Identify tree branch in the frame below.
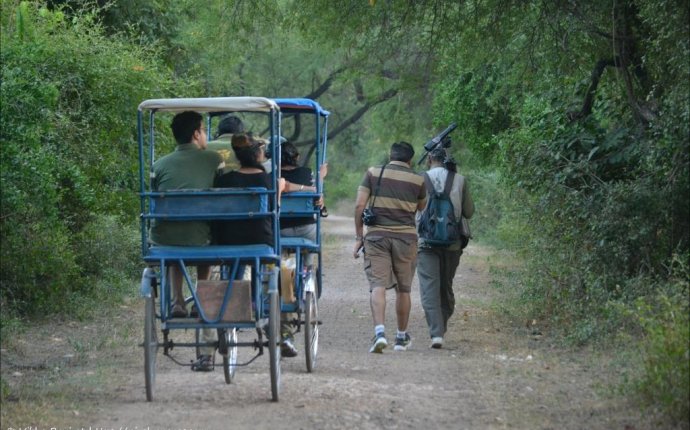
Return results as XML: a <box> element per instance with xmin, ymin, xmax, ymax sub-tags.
<box><xmin>567</xmin><ymin>58</ymin><xmax>617</xmax><ymax>122</ymax></box>
<box><xmin>302</xmin><ymin>88</ymin><xmax>399</xmax><ymax>160</ymax></box>
<box><xmin>327</xmin><ymin>88</ymin><xmax>398</xmax><ymax>139</ymax></box>
<box><xmin>305</xmin><ymin>66</ymin><xmax>347</xmax><ymax>100</ymax></box>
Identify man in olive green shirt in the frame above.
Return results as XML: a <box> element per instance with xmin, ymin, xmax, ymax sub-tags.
<box><xmin>206</xmin><ymin>114</ymin><xmax>244</xmax><ymax>172</ymax></box>
<box><xmin>151</xmin><ymin>111</ymin><xmax>224</xmax><ymax>317</ymax></box>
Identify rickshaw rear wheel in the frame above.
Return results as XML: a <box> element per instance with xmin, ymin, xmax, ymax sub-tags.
<box><xmin>268</xmin><ymin>290</ymin><xmax>281</xmax><ymax>401</ymax></box>
<box><xmin>304</xmin><ymin>291</ymin><xmax>319</xmax><ymax>372</ymax></box>
<box><xmin>220</xmin><ymin>328</ymin><xmax>238</xmax><ymax>384</ymax></box>
<box><xmin>144</xmin><ymin>295</ymin><xmax>158</xmax><ymax>401</ymax></box>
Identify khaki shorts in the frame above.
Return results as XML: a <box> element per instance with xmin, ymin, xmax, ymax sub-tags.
<box><xmin>363</xmin><ymin>236</ymin><xmax>417</xmax><ymax>293</ymax></box>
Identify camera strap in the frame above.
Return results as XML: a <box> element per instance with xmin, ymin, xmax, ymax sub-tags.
<box><xmin>368</xmin><ymin>164</ymin><xmax>387</xmax><ymax>209</ymax></box>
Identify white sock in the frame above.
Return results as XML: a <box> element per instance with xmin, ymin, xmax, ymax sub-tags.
<box><xmin>397</xmin><ymin>330</ymin><xmax>406</xmax><ymax>339</ymax></box>
<box><xmin>375</xmin><ymin>325</ymin><xmax>385</xmax><ymax>337</ymax></box>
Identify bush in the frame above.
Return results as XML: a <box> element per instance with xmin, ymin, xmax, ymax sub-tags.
<box><xmin>0</xmin><ymin>2</ymin><xmax>185</xmax><ymax>316</ymax></box>
<box><xmin>629</xmin><ymin>261</ymin><xmax>690</xmax><ymax>425</ymax></box>
<box><xmin>73</xmin><ymin>215</ymin><xmax>141</xmax><ymax>284</ymax></box>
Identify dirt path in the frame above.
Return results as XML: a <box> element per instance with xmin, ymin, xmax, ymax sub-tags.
<box><xmin>2</xmin><ymin>215</ymin><xmax>646</xmax><ymax>429</ymax></box>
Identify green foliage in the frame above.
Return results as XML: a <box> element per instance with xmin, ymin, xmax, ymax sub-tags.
<box><xmin>0</xmin><ymin>2</ymin><xmax>179</xmax><ymax>316</ymax></box>
<box><xmin>625</xmin><ymin>257</ymin><xmax>690</xmax><ymax>424</ymax></box>
<box><xmin>73</xmin><ymin>215</ymin><xmax>141</xmax><ymax>284</ymax></box>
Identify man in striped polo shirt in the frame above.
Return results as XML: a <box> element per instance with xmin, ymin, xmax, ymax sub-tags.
<box><xmin>353</xmin><ymin>142</ymin><xmax>427</xmax><ymax>353</ymax></box>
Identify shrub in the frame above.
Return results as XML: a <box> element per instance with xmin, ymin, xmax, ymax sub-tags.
<box><xmin>630</xmin><ymin>262</ymin><xmax>690</xmax><ymax>425</ymax></box>
<box><xmin>0</xmin><ymin>2</ymin><xmax>186</xmax><ymax>316</ymax></box>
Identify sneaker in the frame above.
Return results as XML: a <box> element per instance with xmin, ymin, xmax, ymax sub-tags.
<box><xmin>281</xmin><ymin>338</ymin><xmax>298</xmax><ymax>358</ymax></box>
<box><xmin>393</xmin><ymin>333</ymin><xmax>412</xmax><ymax>351</ymax></box>
<box><xmin>430</xmin><ymin>337</ymin><xmax>443</xmax><ymax>349</ymax></box>
<box><xmin>369</xmin><ymin>333</ymin><xmax>388</xmax><ymax>353</ymax></box>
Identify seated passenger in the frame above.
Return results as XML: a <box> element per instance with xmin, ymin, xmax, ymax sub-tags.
<box><xmin>278</xmin><ymin>140</ymin><xmax>327</xmax><ymax>358</ymax></box>
<box><xmin>280</xmin><ymin>140</ymin><xmax>321</xmax><ymax>244</ymax></box>
<box><xmin>213</xmin><ymin>133</ymin><xmax>284</xmax><ymax>246</ymax></box>
<box><xmin>150</xmin><ymin>111</ymin><xmax>224</xmax><ymax>319</ymax></box>
<box><xmin>206</xmin><ymin>114</ymin><xmax>244</xmax><ymax>172</ymax></box>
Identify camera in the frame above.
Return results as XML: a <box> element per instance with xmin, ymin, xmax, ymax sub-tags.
<box><xmin>362</xmin><ymin>208</ymin><xmax>377</xmax><ymax>226</ymax></box>
<box><xmin>418</xmin><ymin>123</ymin><xmax>457</xmax><ymax>166</ymax></box>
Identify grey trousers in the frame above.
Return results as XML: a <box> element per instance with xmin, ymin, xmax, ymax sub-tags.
<box><xmin>417</xmin><ymin>246</ymin><xmax>462</xmax><ymax>339</ymax></box>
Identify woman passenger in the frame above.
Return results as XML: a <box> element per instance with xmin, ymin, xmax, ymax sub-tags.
<box><xmin>213</xmin><ymin>133</ymin><xmax>283</xmax><ymax>246</ymax></box>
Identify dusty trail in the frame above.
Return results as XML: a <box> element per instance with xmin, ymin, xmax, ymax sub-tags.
<box><xmin>2</xmin><ymin>215</ymin><xmax>642</xmax><ymax>430</ymax></box>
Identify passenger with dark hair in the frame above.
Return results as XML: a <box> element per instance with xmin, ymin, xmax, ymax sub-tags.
<box><xmin>150</xmin><ymin>111</ymin><xmax>225</xmax><ymax>321</ymax></box>
<box><xmin>277</xmin><ymin>140</ymin><xmax>326</xmax><ymax>357</ymax></box>
<box><xmin>353</xmin><ymin>141</ymin><xmax>426</xmax><ymax>353</ymax></box>
<box><xmin>213</xmin><ymin>133</ymin><xmax>285</xmax><ymax>246</ymax></box>
<box><xmin>280</xmin><ymin>140</ymin><xmax>321</xmax><ymax>239</ymax></box>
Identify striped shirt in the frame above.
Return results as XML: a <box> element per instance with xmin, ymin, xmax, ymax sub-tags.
<box><xmin>358</xmin><ymin>161</ymin><xmax>426</xmax><ymax>240</ymax></box>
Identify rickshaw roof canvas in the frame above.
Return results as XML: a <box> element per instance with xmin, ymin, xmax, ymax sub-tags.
<box><xmin>272</xmin><ymin>98</ymin><xmax>330</xmax><ymax>117</ymax></box>
<box><xmin>138</xmin><ymin>97</ymin><xmax>279</xmax><ymax>113</ymax></box>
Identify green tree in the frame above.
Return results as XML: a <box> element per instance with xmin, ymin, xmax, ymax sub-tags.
<box><xmin>0</xmin><ymin>1</ymin><xmax>184</xmax><ymax>315</ymax></box>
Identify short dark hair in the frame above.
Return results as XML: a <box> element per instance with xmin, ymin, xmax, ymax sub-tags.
<box><xmin>390</xmin><ymin>141</ymin><xmax>415</xmax><ymax>163</ymax></box>
<box><xmin>171</xmin><ymin>111</ymin><xmax>203</xmax><ymax>145</ymax></box>
<box><xmin>281</xmin><ymin>141</ymin><xmax>300</xmax><ymax>166</ymax></box>
<box><xmin>217</xmin><ymin>115</ymin><xmax>244</xmax><ymax>136</ymax></box>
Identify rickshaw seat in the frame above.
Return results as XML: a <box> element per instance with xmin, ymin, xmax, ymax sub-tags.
<box><xmin>144</xmin><ymin>244</ymin><xmax>278</xmax><ymax>263</ymax></box>
<box><xmin>145</xmin><ymin>187</ymin><xmax>269</xmax><ymax>221</ymax></box>
<box><xmin>280</xmin><ymin>193</ymin><xmax>318</xmax><ymax>217</ymax></box>
<box><xmin>280</xmin><ymin>237</ymin><xmax>319</xmax><ymax>251</ymax></box>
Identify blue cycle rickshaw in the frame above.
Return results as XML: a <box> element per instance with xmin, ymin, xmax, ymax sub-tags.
<box><xmin>272</xmin><ymin>98</ymin><xmax>329</xmax><ymax>373</ymax></box>
<box><xmin>137</xmin><ymin>97</ymin><xmax>328</xmax><ymax>402</ymax></box>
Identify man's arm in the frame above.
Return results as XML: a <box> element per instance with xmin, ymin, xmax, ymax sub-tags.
<box><xmin>353</xmin><ymin>187</ymin><xmax>370</xmax><ymax>258</ymax></box>
<box><xmin>462</xmin><ymin>179</ymin><xmax>475</xmax><ymax>219</ymax></box>
<box><xmin>416</xmin><ymin>178</ymin><xmax>427</xmax><ymax>212</ymax></box>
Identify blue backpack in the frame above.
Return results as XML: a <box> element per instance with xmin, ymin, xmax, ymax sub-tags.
<box><xmin>417</xmin><ymin>172</ymin><xmax>460</xmax><ymax>247</ymax></box>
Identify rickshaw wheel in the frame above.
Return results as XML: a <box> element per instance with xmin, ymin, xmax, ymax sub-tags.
<box><xmin>268</xmin><ymin>290</ymin><xmax>281</xmax><ymax>401</ymax></box>
<box><xmin>221</xmin><ymin>328</ymin><xmax>238</xmax><ymax>384</ymax></box>
<box><xmin>304</xmin><ymin>291</ymin><xmax>319</xmax><ymax>372</ymax></box>
<box><xmin>144</xmin><ymin>295</ymin><xmax>158</xmax><ymax>401</ymax></box>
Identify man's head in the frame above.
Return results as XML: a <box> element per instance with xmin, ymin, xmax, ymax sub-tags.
<box><xmin>390</xmin><ymin>141</ymin><xmax>415</xmax><ymax>164</ymax></box>
<box><xmin>428</xmin><ymin>147</ymin><xmax>447</xmax><ymax>165</ymax></box>
<box><xmin>171</xmin><ymin>111</ymin><xmax>206</xmax><ymax>148</ymax></box>
<box><xmin>217</xmin><ymin>115</ymin><xmax>244</xmax><ymax>137</ymax></box>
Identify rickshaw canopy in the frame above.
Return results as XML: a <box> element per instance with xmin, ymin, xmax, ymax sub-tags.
<box><xmin>272</xmin><ymin>98</ymin><xmax>330</xmax><ymax>117</ymax></box>
<box><xmin>138</xmin><ymin>97</ymin><xmax>279</xmax><ymax>113</ymax></box>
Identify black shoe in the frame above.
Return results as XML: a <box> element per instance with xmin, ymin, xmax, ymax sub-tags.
<box><xmin>171</xmin><ymin>303</ymin><xmax>188</xmax><ymax>318</ymax></box>
<box><xmin>191</xmin><ymin>355</ymin><xmax>213</xmax><ymax>372</ymax></box>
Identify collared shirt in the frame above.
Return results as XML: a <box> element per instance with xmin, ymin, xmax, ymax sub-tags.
<box><xmin>358</xmin><ymin>160</ymin><xmax>426</xmax><ymax>241</ymax></box>
<box><xmin>150</xmin><ymin>143</ymin><xmax>223</xmax><ymax>246</ymax></box>
<box><xmin>206</xmin><ymin>134</ymin><xmax>241</xmax><ymax>172</ymax></box>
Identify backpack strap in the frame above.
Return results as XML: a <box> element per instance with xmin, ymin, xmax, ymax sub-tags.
<box><xmin>443</xmin><ymin>171</ymin><xmax>455</xmax><ymax>196</ymax></box>
<box><xmin>424</xmin><ymin>170</ymin><xmax>455</xmax><ymax>197</ymax></box>
<box><xmin>423</xmin><ymin>172</ymin><xmax>434</xmax><ymax>194</ymax></box>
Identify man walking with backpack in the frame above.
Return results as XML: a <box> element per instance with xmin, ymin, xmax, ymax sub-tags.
<box><xmin>417</xmin><ymin>147</ymin><xmax>474</xmax><ymax>349</ymax></box>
